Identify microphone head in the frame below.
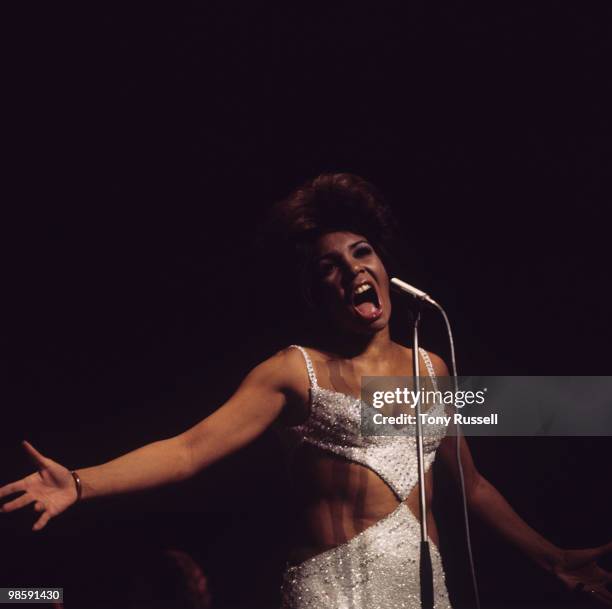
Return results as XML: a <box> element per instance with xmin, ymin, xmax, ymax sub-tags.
<box><xmin>390</xmin><ymin>277</ymin><xmax>427</xmax><ymax>299</ymax></box>
<box><xmin>390</xmin><ymin>277</ymin><xmax>439</xmax><ymax>308</ymax></box>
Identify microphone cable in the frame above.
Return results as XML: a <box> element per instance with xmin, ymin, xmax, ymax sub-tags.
<box><xmin>391</xmin><ymin>278</ymin><xmax>481</xmax><ymax>609</ymax></box>
<box><xmin>436</xmin><ymin>302</ymin><xmax>481</xmax><ymax>609</ymax></box>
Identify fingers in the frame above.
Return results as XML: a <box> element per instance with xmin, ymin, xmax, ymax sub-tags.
<box><xmin>590</xmin><ymin>585</ymin><xmax>612</xmax><ymax>607</ymax></box>
<box><xmin>593</xmin><ymin>563</ymin><xmax>612</xmax><ymax>583</ymax></box>
<box><xmin>579</xmin><ymin>541</ymin><xmax>612</xmax><ymax>567</ymax></box>
<box><xmin>0</xmin><ymin>476</ymin><xmax>53</xmax><ymax>531</ymax></box>
<box><xmin>593</xmin><ymin>540</ymin><xmax>612</xmax><ymax>559</ymax></box>
<box><xmin>22</xmin><ymin>440</ymin><xmax>48</xmax><ymax>468</ymax></box>
<box><xmin>32</xmin><ymin>511</ymin><xmax>51</xmax><ymax>532</ymax></box>
<box><xmin>577</xmin><ymin>580</ymin><xmax>612</xmax><ymax>606</ymax></box>
<box><xmin>1</xmin><ymin>493</ymin><xmax>35</xmax><ymax>513</ymax></box>
<box><xmin>0</xmin><ymin>480</ymin><xmax>26</xmax><ymax>500</ymax></box>
<box><xmin>573</xmin><ymin>543</ymin><xmax>612</xmax><ymax>565</ymax></box>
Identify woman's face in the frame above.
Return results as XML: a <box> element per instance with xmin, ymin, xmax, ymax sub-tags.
<box><xmin>311</xmin><ymin>231</ymin><xmax>392</xmax><ymax>335</ymax></box>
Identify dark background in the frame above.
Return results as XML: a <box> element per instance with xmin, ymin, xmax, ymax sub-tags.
<box><xmin>2</xmin><ymin>2</ymin><xmax>611</xmax><ymax>608</ymax></box>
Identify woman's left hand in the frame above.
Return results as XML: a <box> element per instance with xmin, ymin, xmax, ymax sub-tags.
<box><xmin>554</xmin><ymin>542</ymin><xmax>612</xmax><ymax>606</ymax></box>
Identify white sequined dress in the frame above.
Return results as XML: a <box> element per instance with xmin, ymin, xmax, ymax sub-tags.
<box><xmin>278</xmin><ymin>345</ymin><xmax>453</xmax><ymax>609</ymax></box>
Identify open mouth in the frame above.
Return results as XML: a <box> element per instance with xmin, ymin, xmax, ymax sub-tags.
<box><xmin>351</xmin><ymin>281</ymin><xmax>383</xmax><ymax>321</ymax></box>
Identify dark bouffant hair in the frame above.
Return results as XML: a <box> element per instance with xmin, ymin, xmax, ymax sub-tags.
<box><xmin>261</xmin><ymin>173</ymin><xmax>399</xmax><ymax>305</ymax></box>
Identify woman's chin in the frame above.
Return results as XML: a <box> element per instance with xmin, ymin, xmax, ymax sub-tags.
<box><xmin>344</xmin><ymin>314</ymin><xmax>390</xmax><ymax>336</ymax></box>
<box><xmin>367</xmin><ymin>316</ymin><xmax>390</xmax><ymax>333</ymax></box>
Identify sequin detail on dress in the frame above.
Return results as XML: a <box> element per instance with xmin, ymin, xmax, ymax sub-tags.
<box><xmin>279</xmin><ymin>345</ymin><xmax>452</xmax><ymax>609</ymax></box>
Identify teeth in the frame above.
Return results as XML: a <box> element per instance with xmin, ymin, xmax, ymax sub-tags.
<box><xmin>354</xmin><ymin>283</ymin><xmax>373</xmax><ymax>295</ymax></box>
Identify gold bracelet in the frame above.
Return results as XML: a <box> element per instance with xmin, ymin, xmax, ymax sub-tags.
<box><xmin>70</xmin><ymin>470</ymin><xmax>82</xmax><ymax>502</ymax></box>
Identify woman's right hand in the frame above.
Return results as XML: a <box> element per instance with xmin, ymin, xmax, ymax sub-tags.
<box><xmin>0</xmin><ymin>441</ymin><xmax>78</xmax><ymax>531</ymax></box>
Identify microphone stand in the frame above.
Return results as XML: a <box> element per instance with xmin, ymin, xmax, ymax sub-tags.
<box><xmin>392</xmin><ymin>276</ymin><xmax>480</xmax><ymax>609</ymax></box>
<box><xmin>412</xmin><ymin>304</ymin><xmax>434</xmax><ymax>609</ymax></box>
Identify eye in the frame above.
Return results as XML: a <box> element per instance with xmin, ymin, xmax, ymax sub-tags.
<box><xmin>317</xmin><ymin>261</ymin><xmax>336</xmax><ymax>277</ymax></box>
<box><xmin>354</xmin><ymin>245</ymin><xmax>373</xmax><ymax>258</ymax></box>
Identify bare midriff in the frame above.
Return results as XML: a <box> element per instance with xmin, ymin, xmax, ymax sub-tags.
<box><xmin>287</xmin><ymin>443</ymin><xmax>438</xmax><ymax>565</ymax></box>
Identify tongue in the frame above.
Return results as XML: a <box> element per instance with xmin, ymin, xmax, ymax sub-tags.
<box><xmin>355</xmin><ymin>301</ymin><xmax>378</xmax><ymax>318</ymax></box>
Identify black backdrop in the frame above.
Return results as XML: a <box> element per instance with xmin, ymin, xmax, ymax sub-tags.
<box><xmin>2</xmin><ymin>3</ymin><xmax>611</xmax><ymax>608</ymax></box>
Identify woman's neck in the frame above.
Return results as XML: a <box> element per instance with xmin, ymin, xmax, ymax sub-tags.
<box><xmin>312</xmin><ymin>324</ymin><xmax>397</xmax><ymax>361</ymax></box>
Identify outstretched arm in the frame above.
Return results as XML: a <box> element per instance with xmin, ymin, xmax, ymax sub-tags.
<box><xmin>0</xmin><ymin>348</ymin><xmax>303</xmax><ymax>530</ymax></box>
<box><xmin>437</xmin><ymin>433</ymin><xmax>564</xmax><ymax>571</ymax></box>
<box><xmin>437</xmin><ymin>433</ymin><xmax>612</xmax><ymax>604</ymax></box>
<box><xmin>77</xmin><ymin>349</ymin><xmax>293</xmax><ymax>499</ymax></box>
<box><xmin>428</xmin><ymin>352</ymin><xmax>612</xmax><ymax>605</ymax></box>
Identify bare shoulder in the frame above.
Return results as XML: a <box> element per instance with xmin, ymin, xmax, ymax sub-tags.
<box><xmin>423</xmin><ymin>350</ymin><xmax>450</xmax><ymax>377</ymax></box>
<box><xmin>249</xmin><ymin>346</ymin><xmax>311</xmax><ymax>402</ymax></box>
<box><xmin>393</xmin><ymin>342</ymin><xmax>449</xmax><ymax>377</ymax></box>
<box><xmin>296</xmin><ymin>345</ymin><xmax>335</xmax><ymax>363</ymax></box>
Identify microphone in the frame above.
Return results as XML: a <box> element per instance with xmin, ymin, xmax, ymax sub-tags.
<box><xmin>390</xmin><ymin>277</ymin><xmax>439</xmax><ymax>308</ymax></box>
<box><xmin>390</xmin><ymin>275</ymin><xmax>481</xmax><ymax>608</ymax></box>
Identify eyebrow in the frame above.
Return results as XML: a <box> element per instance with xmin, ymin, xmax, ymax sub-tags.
<box><xmin>316</xmin><ymin>239</ymin><xmax>370</xmax><ymax>262</ymax></box>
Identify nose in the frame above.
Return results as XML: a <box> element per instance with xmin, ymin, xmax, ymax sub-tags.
<box><xmin>338</xmin><ymin>253</ymin><xmax>366</xmax><ymax>280</ymax></box>
<box><xmin>348</xmin><ymin>262</ymin><xmax>365</xmax><ymax>277</ymax></box>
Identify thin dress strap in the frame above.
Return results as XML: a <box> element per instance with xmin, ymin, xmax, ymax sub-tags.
<box><xmin>418</xmin><ymin>347</ymin><xmax>439</xmax><ymax>391</ymax></box>
<box><xmin>288</xmin><ymin>345</ymin><xmax>318</xmax><ymax>388</ymax></box>
<box><xmin>418</xmin><ymin>347</ymin><xmax>436</xmax><ymax>379</ymax></box>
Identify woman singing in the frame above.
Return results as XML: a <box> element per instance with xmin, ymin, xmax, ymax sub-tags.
<box><xmin>1</xmin><ymin>174</ymin><xmax>610</xmax><ymax>608</ymax></box>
